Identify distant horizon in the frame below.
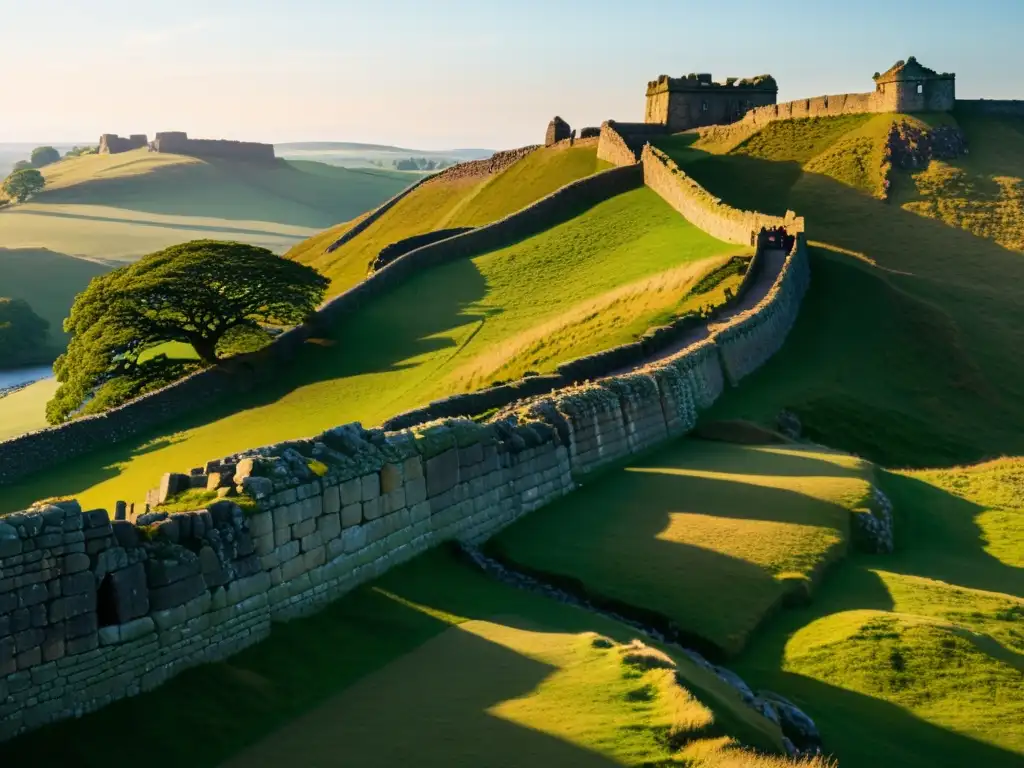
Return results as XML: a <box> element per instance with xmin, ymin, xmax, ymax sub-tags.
<box><xmin>3</xmin><ymin>0</ymin><xmax>1023</xmax><ymax>147</ymax></box>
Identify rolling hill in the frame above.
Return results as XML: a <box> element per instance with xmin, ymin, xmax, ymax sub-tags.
<box><xmin>0</xmin><ymin>148</ymin><xmax>422</xmax><ymax>340</ymax></box>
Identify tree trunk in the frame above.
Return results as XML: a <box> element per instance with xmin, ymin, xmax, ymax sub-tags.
<box><xmin>192</xmin><ymin>336</ymin><xmax>220</xmax><ymax>364</ymax></box>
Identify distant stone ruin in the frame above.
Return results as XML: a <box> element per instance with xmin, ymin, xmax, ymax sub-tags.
<box><xmin>98</xmin><ymin>134</ymin><xmax>149</xmax><ymax>154</ymax></box>
<box><xmin>545</xmin><ymin>116</ymin><xmax>572</xmax><ymax>146</ymax></box>
<box><xmin>149</xmin><ymin>132</ymin><xmax>276</xmax><ymax>162</ymax></box>
<box><xmin>97</xmin><ymin>131</ymin><xmax>275</xmax><ymax>161</ymax></box>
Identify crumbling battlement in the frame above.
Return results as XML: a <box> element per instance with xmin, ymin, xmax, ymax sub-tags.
<box><xmin>149</xmin><ymin>132</ymin><xmax>276</xmax><ymax>162</ymax></box>
<box><xmin>98</xmin><ymin>134</ymin><xmax>149</xmax><ymax>154</ymax></box>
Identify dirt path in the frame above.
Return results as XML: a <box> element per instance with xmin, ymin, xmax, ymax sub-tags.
<box><xmin>611</xmin><ymin>248</ymin><xmax>789</xmax><ymax>375</ymax></box>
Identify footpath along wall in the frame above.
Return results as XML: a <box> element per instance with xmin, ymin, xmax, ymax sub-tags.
<box><xmin>0</xmin><ymin>212</ymin><xmax>810</xmax><ymax>744</ymax></box>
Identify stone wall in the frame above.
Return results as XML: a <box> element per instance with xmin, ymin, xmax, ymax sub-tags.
<box><xmin>371</xmin><ymin>227</ymin><xmax>474</xmax><ymax>273</ymax></box>
<box><xmin>0</xmin><ymin>222</ymin><xmax>810</xmax><ymax>742</ymax></box>
<box><xmin>597</xmin><ymin>121</ymin><xmax>668</xmax><ymax>166</ymax></box>
<box><xmin>739</xmin><ymin>92</ymin><xmax>882</xmax><ymax>129</ymax></box>
<box><xmin>641</xmin><ymin>145</ymin><xmax>804</xmax><ymax>245</ymax></box>
<box><xmin>545</xmin><ymin>117</ymin><xmax>572</xmax><ymax>146</ymax></box>
<box><xmin>98</xmin><ymin>134</ymin><xmax>148</xmax><ymax>154</ymax></box>
<box><xmin>149</xmin><ymin>132</ymin><xmax>275</xmax><ymax>162</ymax></box>
<box><xmin>0</xmin><ymin>165</ymin><xmax>643</xmax><ymax>487</ymax></box>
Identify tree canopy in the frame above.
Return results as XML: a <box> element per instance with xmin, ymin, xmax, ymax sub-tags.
<box><xmin>2</xmin><ymin>169</ymin><xmax>45</xmax><ymax>202</ymax></box>
<box><xmin>47</xmin><ymin>240</ymin><xmax>329</xmax><ymax>423</ymax></box>
<box><xmin>30</xmin><ymin>146</ymin><xmax>60</xmax><ymax>167</ymax></box>
<box><xmin>0</xmin><ymin>298</ymin><xmax>50</xmax><ymax>368</ymax></box>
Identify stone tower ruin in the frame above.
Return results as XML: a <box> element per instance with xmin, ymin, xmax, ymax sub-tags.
<box><xmin>872</xmin><ymin>57</ymin><xmax>955</xmax><ymax>113</ymax></box>
<box><xmin>644</xmin><ymin>74</ymin><xmax>778</xmax><ymax>132</ymax></box>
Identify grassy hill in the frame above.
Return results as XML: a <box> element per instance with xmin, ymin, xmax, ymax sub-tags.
<box><xmin>0</xmin><ymin>185</ymin><xmax>745</xmax><ymax>513</ymax></box>
<box><xmin>290</xmin><ymin>141</ymin><xmax>612</xmax><ymax>294</ymax></box>
<box><xmin>0</xmin><ymin>149</ymin><xmax>420</xmax><ymax>344</ymax></box>
<box><xmin>0</xmin><ymin>548</ymin><xmax>820</xmax><ymax>768</ymax></box>
<box><xmin>652</xmin><ymin>112</ymin><xmax>1024</xmax><ymax>468</ymax></box>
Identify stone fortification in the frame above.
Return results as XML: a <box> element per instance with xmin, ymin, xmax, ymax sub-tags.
<box><xmin>149</xmin><ymin>132</ymin><xmax>275</xmax><ymax>162</ymax></box>
<box><xmin>98</xmin><ymin>134</ymin><xmax>148</xmax><ymax>154</ymax></box>
<box><xmin>641</xmin><ymin>145</ymin><xmax>804</xmax><ymax>245</ymax></box>
<box><xmin>0</xmin><ymin>212</ymin><xmax>810</xmax><ymax>740</ymax></box>
<box><xmin>597</xmin><ymin>121</ymin><xmax>668</xmax><ymax>166</ymax></box>
<box><xmin>545</xmin><ymin>116</ymin><xmax>572</xmax><ymax>146</ymax></box>
<box><xmin>738</xmin><ymin>57</ymin><xmax>955</xmax><ymax>130</ymax></box>
<box><xmin>645</xmin><ymin>73</ymin><xmax>778</xmax><ymax>132</ymax></box>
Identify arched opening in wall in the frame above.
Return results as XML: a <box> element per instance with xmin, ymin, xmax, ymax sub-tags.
<box><xmin>96</xmin><ymin>574</ymin><xmax>118</xmax><ymax>628</ymax></box>
<box><xmin>917</xmin><ymin>83</ymin><xmax>924</xmax><ymax>94</ymax></box>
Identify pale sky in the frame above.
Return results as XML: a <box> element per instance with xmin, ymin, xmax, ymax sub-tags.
<box><xmin>1</xmin><ymin>0</ymin><xmax>1021</xmax><ymax>149</ymax></box>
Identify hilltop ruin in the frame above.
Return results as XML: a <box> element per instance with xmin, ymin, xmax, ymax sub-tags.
<box><xmin>98</xmin><ymin>131</ymin><xmax>275</xmax><ymax>162</ymax></box>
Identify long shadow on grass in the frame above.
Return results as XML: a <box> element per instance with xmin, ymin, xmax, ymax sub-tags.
<box><xmin>0</xmin><ymin>258</ymin><xmax>492</xmax><ymax>513</ymax></box>
<box><xmin>0</xmin><ymin>550</ymin><xmax>624</xmax><ymax>768</ymax></box>
<box><xmin>489</xmin><ymin>440</ymin><xmax>867</xmax><ymax>656</ymax></box>
<box><xmin>731</xmin><ymin>471</ymin><xmax>1024</xmax><ymax>767</ymax></box>
<box><xmin>39</xmin><ymin>160</ymin><xmax>403</xmax><ymax>228</ymax></box>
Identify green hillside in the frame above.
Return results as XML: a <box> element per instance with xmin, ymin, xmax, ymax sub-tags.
<box><xmin>290</xmin><ymin>142</ymin><xmax>611</xmax><ymax>294</ymax></box>
<box><xmin>0</xmin><ymin>149</ymin><xmax>419</xmax><ymax>347</ymax></box>
<box><xmin>653</xmin><ymin>113</ymin><xmax>1024</xmax><ymax>468</ymax></box>
<box><xmin>0</xmin><ymin>186</ymin><xmax>744</xmax><ymax>513</ymax></box>
<box><xmin>1</xmin><ymin>548</ymin><xmax>822</xmax><ymax>768</ymax></box>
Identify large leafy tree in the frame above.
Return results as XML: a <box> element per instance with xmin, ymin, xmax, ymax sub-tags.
<box><xmin>0</xmin><ymin>298</ymin><xmax>50</xmax><ymax>367</ymax></box>
<box><xmin>47</xmin><ymin>240</ymin><xmax>329</xmax><ymax>423</ymax></box>
<box><xmin>2</xmin><ymin>169</ymin><xmax>45</xmax><ymax>202</ymax></box>
<box><xmin>30</xmin><ymin>146</ymin><xmax>60</xmax><ymax>167</ymax></box>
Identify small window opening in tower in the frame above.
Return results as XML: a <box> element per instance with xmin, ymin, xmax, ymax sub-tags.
<box><xmin>701</xmin><ymin>100</ymin><xmax>709</xmax><ymax>112</ymax></box>
<box><xmin>917</xmin><ymin>83</ymin><xmax>924</xmax><ymax>94</ymax></box>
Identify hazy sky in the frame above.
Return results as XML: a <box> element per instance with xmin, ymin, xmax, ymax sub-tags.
<box><xmin>2</xmin><ymin>0</ymin><xmax>1021</xmax><ymax>149</ymax></box>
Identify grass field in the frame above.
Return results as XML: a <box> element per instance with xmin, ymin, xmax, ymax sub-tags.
<box><xmin>729</xmin><ymin>460</ymin><xmax>1024</xmax><ymax>768</ymax></box>
<box><xmin>0</xmin><ymin>378</ymin><xmax>57</xmax><ymax>440</ymax></box>
<box><xmin>653</xmin><ymin>113</ymin><xmax>1024</xmax><ymax>468</ymax></box>
<box><xmin>290</xmin><ymin>142</ymin><xmax>612</xmax><ymax>295</ymax></box>
<box><xmin>0</xmin><ymin>149</ymin><xmax>417</xmax><ymax>347</ymax></box>
<box><xmin>0</xmin><ymin>548</ymin><xmax>811</xmax><ymax>768</ymax></box>
<box><xmin>0</xmin><ymin>186</ymin><xmax>743</xmax><ymax>513</ymax></box>
<box><xmin>491</xmin><ymin>441</ymin><xmax>873</xmax><ymax>656</ymax></box>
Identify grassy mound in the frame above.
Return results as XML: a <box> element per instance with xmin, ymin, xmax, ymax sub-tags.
<box><xmin>654</xmin><ymin>113</ymin><xmax>1024</xmax><ymax>468</ymax></box>
<box><xmin>491</xmin><ymin>441</ymin><xmax>873</xmax><ymax>656</ymax></box>
<box><xmin>0</xmin><ymin>186</ymin><xmax>743</xmax><ymax>513</ymax></box>
<box><xmin>290</xmin><ymin>142</ymin><xmax>611</xmax><ymax>295</ymax></box>
<box><xmin>0</xmin><ymin>378</ymin><xmax>58</xmax><ymax>440</ymax></box>
<box><xmin>729</xmin><ymin>461</ymin><xmax>1024</xmax><ymax>768</ymax></box>
<box><xmin>0</xmin><ymin>548</ymin><xmax>820</xmax><ymax>768</ymax></box>
<box><xmin>0</xmin><ymin>150</ymin><xmax>417</xmax><ymax>353</ymax></box>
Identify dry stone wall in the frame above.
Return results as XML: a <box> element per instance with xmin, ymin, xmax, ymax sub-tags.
<box><xmin>597</xmin><ymin>121</ymin><xmax>668</xmax><ymax>166</ymax></box>
<box><xmin>642</xmin><ymin>145</ymin><xmax>804</xmax><ymax>245</ymax></box>
<box><xmin>0</xmin><ymin>156</ymin><xmax>811</xmax><ymax>740</ymax></box>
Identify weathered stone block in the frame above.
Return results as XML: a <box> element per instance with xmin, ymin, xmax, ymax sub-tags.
<box><xmin>380</xmin><ymin>463</ymin><xmax>403</xmax><ymax>494</ymax></box>
<box><xmin>362</xmin><ymin>497</ymin><xmax>382</xmax><ymax>521</ymax></box>
<box><xmin>341</xmin><ymin>504</ymin><xmax>362</xmax><ymax>529</ymax></box>
<box><xmin>323</xmin><ymin>485</ymin><xmax>341</xmax><ymax>515</ymax></box>
<box><xmin>405</xmin><ymin>476</ymin><xmax>427</xmax><ymax>506</ymax></box>
<box><xmin>342</xmin><ymin>526</ymin><xmax>367</xmax><ymax>554</ymax></box>
<box><xmin>149</xmin><ymin>574</ymin><xmax>205</xmax><ymax>612</ymax></box>
<box><xmin>101</xmin><ymin>565</ymin><xmax>149</xmax><ymax>626</ymax></box>
<box><xmin>426</xmin><ymin>449</ymin><xmax>459</xmax><ymax>498</ymax></box>
<box><xmin>292</xmin><ymin>518</ymin><xmax>316</xmax><ymax>539</ymax></box>
<box><xmin>318</xmin><ymin>513</ymin><xmax>341</xmax><ymax>541</ymax></box>
<box><xmin>249</xmin><ymin>511</ymin><xmax>273</xmax><ymax>538</ymax></box>
<box><xmin>158</xmin><ymin>473</ymin><xmax>192</xmax><ymax>504</ymax></box>
<box><xmin>340</xmin><ymin>478</ymin><xmax>361</xmax><ymax>507</ymax></box>
<box><xmin>403</xmin><ymin>455</ymin><xmax>424</xmax><ymax>481</ymax></box>
<box><xmin>361</xmin><ymin>473</ymin><xmax>380</xmax><ymax>502</ymax></box>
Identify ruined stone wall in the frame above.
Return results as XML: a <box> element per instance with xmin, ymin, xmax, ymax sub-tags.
<box><xmin>641</xmin><ymin>145</ymin><xmax>804</xmax><ymax>245</ymax></box>
<box><xmin>0</xmin><ymin>168</ymin><xmax>811</xmax><ymax>741</ymax></box>
<box><xmin>597</xmin><ymin>121</ymin><xmax>668</xmax><ymax>166</ymax></box>
<box><xmin>150</xmin><ymin>132</ymin><xmax>275</xmax><ymax>162</ymax></box>
<box><xmin>98</xmin><ymin>134</ymin><xmax>148</xmax><ymax>154</ymax></box>
<box><xmin>739</xmin><ymin>92</ymin><xmax>882</xmax><ymax>128</ymax></box>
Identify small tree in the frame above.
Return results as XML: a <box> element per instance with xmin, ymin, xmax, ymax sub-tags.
<box><xmin>12</xmin><ymin>160</ymin><xmax>32</xmax><ymax>172</ymax></box>
<box><xmin>30</xmin><ymin>146</ymin><xmax>60</xmax><ymax>167</ymax></box>
<box><xmin>0</xmin><ymin>298</ymin><xmax>50</xmax><ymax>366</ymax></box>
<box><xmin>2</xmin><ymin>169</ymin><xmax>45</xmax><ymax>202</ymax></box>
<box><xmin>48</xmin><ymin>240</ymin><xmax>329</xmax><ymax>422</ymax></box>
